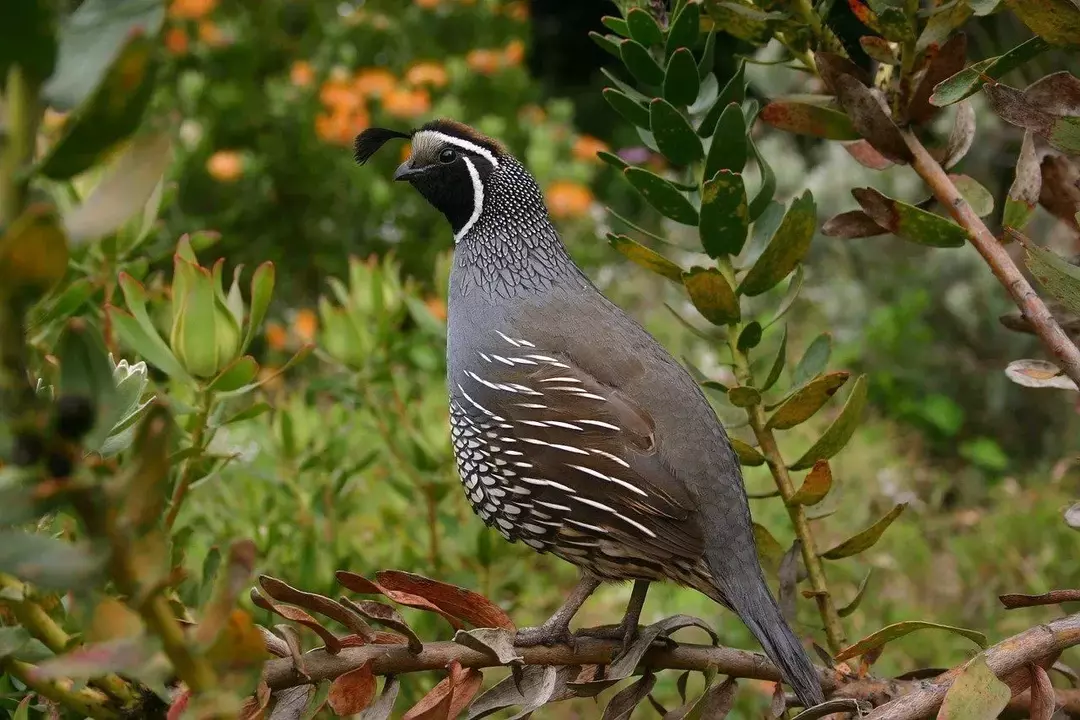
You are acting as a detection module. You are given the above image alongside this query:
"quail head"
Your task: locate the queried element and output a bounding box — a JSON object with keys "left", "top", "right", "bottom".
{"left": 354, "top": 119, "right": 825, "bottom": 709}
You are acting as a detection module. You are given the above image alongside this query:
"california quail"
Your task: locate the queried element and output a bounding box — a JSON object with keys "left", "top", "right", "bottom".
{"left": 355, "top": 119, "right": 826, "bottom": 708}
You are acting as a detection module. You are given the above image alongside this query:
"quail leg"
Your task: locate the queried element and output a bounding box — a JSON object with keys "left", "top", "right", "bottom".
{"left": 577, "top": 580, "right": 651, "bottom": 654}
{"left": 515, "top": 573, "right": 601, "bottom": 648}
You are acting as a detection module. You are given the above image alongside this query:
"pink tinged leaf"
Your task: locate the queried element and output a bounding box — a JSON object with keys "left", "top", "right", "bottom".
{"left": 328, "top": 661, "right": 377, "bottom": 716}
{"left": 1028, "top": 663, "right": 1058, "bottom": 720}
{"left": 1024, "top": 71, "right": 1080, "bottom": 117}
{"left": 402, "top": 660, "right": 483, "bottom": 720}
{"left": 910, "top": 34, "right": 968, "bottom": 125}
{"left": 821, "top": 210, "right": 888, "bottom": 239}
{"left": 832, "top": 74, "right": 913, "bottom": 164}
{"left": 843, "top": 140, "right": 892, "bottom": 170}
{"left": 374, "top": 570, "right": 516, "bottom": 631}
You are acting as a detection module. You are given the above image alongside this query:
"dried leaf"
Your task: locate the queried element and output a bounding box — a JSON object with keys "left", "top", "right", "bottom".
{"left": 1005, "top": 359, "right": 1078, "bottom": 390}
{"left": 832, "top": 73, "right": 912, "bottom": 163}
{"left": 275, "top": 624, "right": 306, "bottom": 677}
{"left": 30, "top": 638, "right": 155, "bottom": 680}
{"left": 328, "top": 662, "right": 376, "bottom": 716}
{"left": 339, "top": 597, "right": 423, "bottom": 653}
{"left": 821, "top": 210, "right": 887, "bottom": 239}
{"left": 910, "top": 33, "right": 969, "bottom": 126}
{"left": 852, "top": 187, "right": 968, "bottom": 248}
{"left": 815, "top": 51, "right": 873, "bottom": 94}
{"left": 466, "top": 664, "right": 559, "bottom": 720}
{"left": 1029, "top": 663, "right": 1057, "bottom": 720}
{"left": 337, "top": 571, "right": 465, "bottom": 630}
{"left": 769, "top": 681, "right": 786, "bottom": 717}
{"left": 683, "top": 267, "right": 740, "bottom": 325}
{"left": 602, "top": 673, "right": 657, "bottom": 720}
{"left": 767, "top": 372, "right": 850, "bottom": 430}
{"left": 373, "top": 571, "right": 515, "bottom": 631}
{"left": 1067, "top": 502, "right": 1080, "bottom": 529}
{"left": 838, "top": 569, "right": 873, "bottom": 618}
{"left": 405, "top": 662, "right": 483, "bottom": 720}
{"left": 835, "top": 621, "right": 987, "bottom": 662}
{"left": 269, "top": 685, "right": 315, "bottom": 720}
{"left": 453, "top": 628, "right": 523, "bottom": 664}
{"left": 944, "top": 101, "right": 976, "bottom": 169}
{"left": 728, "top": 386, "right": 761, "bottom": 407}
{"left": 999, "top": 589, "right": 1080, "bottom": 608}
{"left": 1004, "top": 131, "right": 1042, "bottom": 231}
{"left": 985, "top": 80, "right": 1080, "bottom": 155}
{"left": 359, "top": 677, "right": 400, "bottom": 720}
{"left": 1025, "top": 71, "right": 1080, "bottom": 117}
{"left": 843, "top": 140, "right": 892, "bottom": 170}
{"left": 731, "top": 438, "right": 765, "bottom": 466}
{"left": 789, "top": 374, "right": 867, "bottom": 470}
{"left": 249, "top": 587, "right": 342, "bottom": 654}
{"left": 791, "top": 699, "right": 871, "bottom": 719}
{"left": 608, "top": 234, "right": 685, "bottom": 284}
{"left": 759, "top": 99, "right": 860, "bottom": 140}
{"left": 916, "top": 6, "right": 971, "bottom": 54}
{"left": 820, "top": 503, "right": 906, "bottom": 559}
{"left": 1039, "top": 155, "right": 1080, "bottom": 230}
{"left": 789, "top": 461, "right": 833, "bottom": 506}
{"left": 936, "top": 655, "right": 1009, "bottom": 719}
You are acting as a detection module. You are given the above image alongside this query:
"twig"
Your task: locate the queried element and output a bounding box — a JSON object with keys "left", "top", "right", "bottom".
{"left": 1, "top": 658, "right": 119, "bottom": 720}
{"left": 903, "top": 130, "right": 1080, "bottom": 387}
{"left": 164, "top": 390, "right": 213, "bottom": 531}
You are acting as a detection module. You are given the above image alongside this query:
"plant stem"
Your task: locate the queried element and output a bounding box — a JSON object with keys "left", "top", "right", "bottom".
{"left": 0, "top": 64, "right": 40, "bottom": 226}
{"left": 728, "top": 337, "right": 847, "bottom": 654}
{"left": 2, "top": 658, "right": 120, "bottom": 720}
{"left": 903, "top": 130, "right": 1080, "bottom": 387}
{"left": 164, "top": 390, "right": 214, "bottom": 531}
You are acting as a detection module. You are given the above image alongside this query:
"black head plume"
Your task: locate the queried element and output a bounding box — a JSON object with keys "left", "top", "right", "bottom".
{"left": 354, "top": 127, "right": 412, "bottom": 165}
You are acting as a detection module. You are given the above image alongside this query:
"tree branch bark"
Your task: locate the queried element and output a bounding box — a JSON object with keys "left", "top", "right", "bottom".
{"left": 904, "top": 130, "right": 1080, "bottom": 387}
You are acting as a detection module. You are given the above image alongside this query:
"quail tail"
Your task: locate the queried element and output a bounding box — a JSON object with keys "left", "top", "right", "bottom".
{"left": 706, "top": 552, "right": 825, "bottom": 708}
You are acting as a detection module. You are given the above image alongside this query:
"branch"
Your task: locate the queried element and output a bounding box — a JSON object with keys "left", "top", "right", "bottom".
{"left": 904, "top": 130, "right": 1080, "bottom": 388}
{"left": 1, "top": 658, "right": 119, "bottom": 720}
{"left": 262, "top": 611, "right": 1080, "bottom": 719}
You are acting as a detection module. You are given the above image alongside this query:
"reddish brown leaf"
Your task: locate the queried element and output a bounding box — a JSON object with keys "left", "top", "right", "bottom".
{"left": 986, "top": 81, "right": 1057, "bottom": 136}
{"left": 337, "top": 570, "right": 464, "bottom": 630}
{"left": 815, "top": 51, "right": 873, "bottom": 95}
{"left": 910, "top": 34, "right": 968, "bottom": 124}
{"left": 944, "top": 101, "right": 976, "bottom": 169}
{"left": 760, "top": 100, "right": 860, "bottom": 140}
{"left": 859, "top": 36, "right": 898, "bottom": 64}
{"left": 259, "top": 576, "right": 375, "bottom": 641}
{"left": 852, "top": 187, "right": 968, "bottom": 247}
{"left": 328, "top": 662, "right": 377, "bottom": 716}
{"left": 339, "top": 597, "right": 424, "bottom": 653}
{"left": 249, "top": 587, "right": 342, "bottom": 654}
{"left": 843, "top": 139, "right": 893, "bottom": 170}
{"left": 1025, "top": 71, "right": 1080, "bottom": 117}
{"left": 375, "top": 571, "right": 516, "bottom": 631}
{"left": 403, "top": 661, "right": 484, "bottom": 720}
{"left": 999, "top": 589, "right": 1080, "bottom": 608}
{"left": 821, "top": 210, "right": 887, "bottom": 238}
{"left": 1029, "top": 663, "right": 1057, "bottom": 720}
{"left": 1040, "top": 155, "right": 1080, "bottom": 230}
{"left": 833, "top": 74, "right": 913, "bottom": 164}
{"left": 789, "top": 460, "right": 833, "bottom": 506}
{"left": 240, "top": 681, "right": 272, "bottom": 720}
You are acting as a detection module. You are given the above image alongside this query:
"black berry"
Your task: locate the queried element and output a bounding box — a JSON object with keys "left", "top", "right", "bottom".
{"left": 54, "top": 394, "right": 96, "bottom": 440}
{"left": 46, "top": 452, "right": 73, "bottom": 479}
{"left": 11, "top": 432, "right": 44, "bottom": 466}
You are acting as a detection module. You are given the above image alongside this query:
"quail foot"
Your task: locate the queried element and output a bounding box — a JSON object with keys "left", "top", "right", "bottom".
{"left": 354, "top": 119, "right": 826, "bottom": 709}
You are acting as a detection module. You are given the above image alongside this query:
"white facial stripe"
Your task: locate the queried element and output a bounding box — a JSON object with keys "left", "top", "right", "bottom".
{"left": 455, "top": 156, "right": 483, "bottom": 244}
{"left": 416, "top": 130, "right": 500, "bottom": 168}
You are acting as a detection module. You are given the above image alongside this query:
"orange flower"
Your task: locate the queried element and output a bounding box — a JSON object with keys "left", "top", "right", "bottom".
{"left": 546, "top": 180, "right": 594, "bottom": 219}
{"left": 315, "top": 107, "right": 371, "bottom": 146}
{"left": 354, "top": 68, "right": 397, "bottom": 98}
{"left": 165, "top": 26, "right": 189, "bottom": 55}
{"left": 169, "top": 0, "right": 215, "bottom": 19}
{"left": 466, "top": 49, "right": 502, "bottom": 75}
{"left": 265, "top": 322, "right": 288, "bottom": 351}
{"left": 503, "top": 39, "right": 525, "bottom": 66}
{"left": 405, "top": 62, "right": 448, "bottom": 88}
{"left": 425, "top": 297, "right": 447, "bottom": 321}
{"left": 415, "top": 0, "right": 441, "bottom": 7}
{"left": 518, "top": 104, "right": 546, "bottom": 124}
{"left": 293, "top": 309, "right": 319, "bottom": 343}
{"left": 382, "top": 87, "right": 430, "bottom": 118}
{"left": 206, "top": 151, "right": 243, "bottom": 182}
{"left": 197, "top": 20, "right": 228, "bottom": 47}
{"left": 573, "top": 135, "right": 609, "bottom": 162}
{"left": 291, "top": 61, "right": 315, "bottom": 88}
{"left": 320, "top": 77, "right": 362, "bottom": 113}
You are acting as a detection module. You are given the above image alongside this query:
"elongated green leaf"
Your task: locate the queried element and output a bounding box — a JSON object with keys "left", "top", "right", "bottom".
{"left": 747, "top": 132, "right": 776, "bottom": 222}
{"left": 760, "top": 99, "right": 860, "bottom": 140}
{"left": 752, "top": 522, "right": 785, "bottom": 574}
{"left": 113, "top": 273, "right": 191, "bottom": 380}
{"left": 789, "top": 374, "right": 867, "bottom": 470}
{"left": 590, "top": 32, "right": 623, "bottom": 58}
{"left": 705, "top": 104, "right": 748, "bottom": 178}
{"left": 697, "top": 30, "right": 716, "bottom": 79}
{"left": 852, "top": 187, "right": 968, "bottom": 248}
{"left": 769, "top": 266, "right": 804, "bottom": 327}
{"left": 242, "top": 262, "right": 275, "bottom": 352}
{"left": 56, "top": 319, "right": 118, "bottom": 438}
{"left": 208, "top": 356, "right": 259, "bottom": 393}
{"left": 700, "top": 171, "right": 749, "bottom": 258}
{"left": 738, "top": 190, "right": 816, "bottom": 297}
{"left": 683, "top": 267, "right": 740, "bottom": 325}
{"left": 624, "top": 168, "right": 700, "bottom": 225}
{"left": 597, "top": 151, "right": 630, "bottom": 172}
{"left": 626, "top": 8, "right": 663, "bottom": 46}
{"left": 792, "top": 332, "right": 831, "bottom": 387}
{"left": 737, "top": 321, "right": 762, "bottom": 352}
{"left": 838, "top": 569, "right": 873, "bottom": 618}
{"left": 930, "top": 37, "right": 1051, "bottom": 107}
{"left": 666, "top": 1, "right": 701, "bottom": 56}
{"left": 835, "top": 621, "right": 986, "bottom": 662}
{"left": 698, "top": 62, "right": 745, "bottom": 137}
{"left": 604, "top": 88, "right": 651, "bottom": 129}
{"left": 650, "top": 99, "right": 704, "bottom": 165}
{"left": 609, "top": 233, "right": 684, "bottom": 283}
{"left": 1005, "top": 0, "right": 1080, "bottom": 46}
{"left": 620, "top": 38, "right": 665, "bottom": 86}
{"left": 821, "top": 502, "right": 906, "bottom": 560}
{"left": 1021, "top": 237, "right": 1080, "bottom": 317}
{"left": 767, "top": 372, "right": 850, "bottom": 429}
{"left": 949, "top": 175, "right": 994, "bottom": 218}
{"left": 761, "top": 325, "right": 787, "bottom": 392}
{"left": 601, "top": 15, "right": 630, "bottom": 37}
{"left": 731, "top": 438, "right": 765, "bottom": 466}
{"left": 788, "top": 460, "right": 832, "bottom": 506}
{"left": 664, "top": 48, "right": 700, "bottom": 106}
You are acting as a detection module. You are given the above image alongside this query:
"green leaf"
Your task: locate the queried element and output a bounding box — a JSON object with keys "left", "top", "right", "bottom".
{"left": 601, "top": 15, "right": 631, "bottom": 37}
{"left": 851, "top": 187, "right": 968, "bottom": 248}
{"left": 789, "top": 374, "right": 868, "bottom": 470}
{"left": 218, "top": 402, "right": 273, "bottom": 426}
{"left": 700, "top": 171, "right": 749, "bottom": 257}
{"left": 39, "top": 30, "right": 161, "bottom": 180}
{"left": 731, "top": 438, "right": 765, "bottom": 466}
{"left": 666, "top": 1, "right": 701, "bottom": 57}
{"left": 208, "top": 356, "right": 260, "bottom": 394}
{"left": 620, "top": 39, "right": 665, "bottom": 86}
{"left": 682, "top": 267, "right": 740, "bottom": 325}
{"left": 752, "top": 522, "right": 785, "bottom": 575}
{"left": 1020, "top": 237, "right": 1080, "bottom": 318}
{"left": 698, "top": 62, "right": 745, "bottom": 137}
{"left": 834, "top": 620, "right": 987, "bottom": 662}
{"left": 747, "top": 132, "right": 776, "bottom": 222}
{"left": 626, "top": 8, "right": 664, "bottom": 46}
{"left": 29, "top": 278, "right": 96, "bottom": 329}
{"left": 938, "top": 655, "right": 1011, "bottom": 720}
{"left": 820, "top": 502, "right": 906, "bottom": 560}
{"left": 56, "top": 319, "right": 119, "bottom": 437}
{"left": 650, "top": 99, "right": 704, "bottom": 165}
{"left": 697, "top": 30, "right": 717, "bottom": 79}
{"left": 0, "top": 627, "right": 31, "bottom": 660}
{"left": 242, "top": 262, "right": 275, "bottom": 352}
{"left": 664, "top": 48, "right": 701, "bottom": 106}
{"left": 597, "top": 150, "right": 630, "bottom": 172}
{"left": 703, "top": 0, "right": 781, "bottom": 44}
{"left": 738, "top": 190, "right": 816, "bottom": 297}
{"left": 609, "top": 233, "right": 685, "bottom": 283}
{"left": 838, "top": 569, "right": 873, "bottom": 617}
{"left": 0, "top": 532, "right": 102, "bottom": 590}
{"left": 929, "top": 37, "right": 1051, "bottom": 107}
{"left": 788, "top": 460, "right": 832, "bottom": 506}
{"left": 728, "top": 386, "right": 761, "bottom": 407}
{"left": 589, "top": 32, "right": 623, "bottom": 59}
{"left": 792, "top": 332, "right": 832, "bottom": 387}
{"left": 624, "top": 167, "right": 700, "bottom": 225}
{"left": 949, "top": 174, "right": 994, "bottom": 218}
{"left": 767, "top": 372, "right": 850, "bottom": 430}
{"left": 761, "top": 325, "right": 787, "bottom": 392}
{"left": 704, "top": 104, "right": 748, "bottom": 178}
{"left": 1004, "top": 0, "right": 1080, "bottom": 46}
{"left": 604, "top": 88, "right": 652, "bottom": 129}
{"left": 769, "top": 266, "right": 804, "bottom": 327}
{"left": 916, "top": 1, "right": 972, "bottom": 54}
{"left": 737, "top": 321, "right": 762, "bottom": 352}
{"left": 760, "top": 99, "right": 861, "bottom": 140}
{"left": 0, "top": 1, "right": 58, "bottom": 82}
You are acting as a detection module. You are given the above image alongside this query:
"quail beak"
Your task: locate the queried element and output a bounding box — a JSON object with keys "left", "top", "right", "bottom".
{"left": 393, "top": 160, "right": 423, "bottom": 181}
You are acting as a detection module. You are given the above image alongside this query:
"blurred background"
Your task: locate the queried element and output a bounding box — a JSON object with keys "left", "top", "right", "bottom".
{"left": 125, "top": 0, "right": 1080, "bottom": 713}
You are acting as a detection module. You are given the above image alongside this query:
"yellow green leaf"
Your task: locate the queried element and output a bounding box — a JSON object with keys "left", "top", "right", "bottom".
{"left": 834, "top": 621, "right": 987, "bottom": 663}
{"left": 609, "top": 233, "right": 685, "bottom": 283}
{"left": 789, "top": 374, "right": 868, "bottom": 470}
{"left": 820, "top": 503, "right": 906, "bottom": 559}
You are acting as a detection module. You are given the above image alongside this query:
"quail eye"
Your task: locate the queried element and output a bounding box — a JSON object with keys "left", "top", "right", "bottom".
{"left": 438, "top": 148, "right": 458, "bottom": 164}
